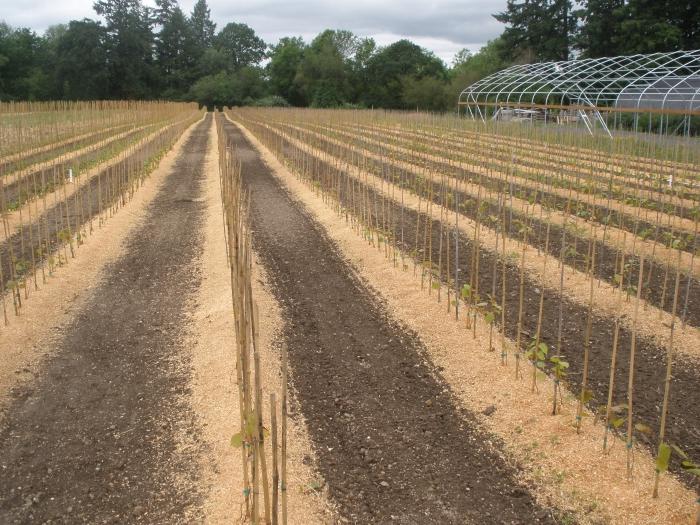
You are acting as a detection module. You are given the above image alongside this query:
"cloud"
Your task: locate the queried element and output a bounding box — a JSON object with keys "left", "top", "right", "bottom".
{"left": 0, "top": 0, "right": 506, "bottom": 63}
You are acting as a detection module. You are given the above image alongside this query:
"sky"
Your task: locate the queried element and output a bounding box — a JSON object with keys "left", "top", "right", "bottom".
{"left": 1, "top": 0, "right": 507, "bottom": 64}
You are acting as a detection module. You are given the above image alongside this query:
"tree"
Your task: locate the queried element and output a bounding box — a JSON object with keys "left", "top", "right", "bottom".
{"left": 230, "top": 66, "right": 266, "bottom": 103}
{"left": 53, "top": 19, "right": 110, "bottom": 99}
{"left": 215, "top": 22, "right": 266, "bottom": 71}
{"left": 189, "top": 0, "right": 216, "bottom": 51}
{"left": 452, "top": 48, "right": 473, "bottom": 68}
{"left": 0, "top": 23, "right": 51, "bottom": 100}
{"left": 187, "top": 66, "right": 266, "bottom": 108}
{"left": 93, "top": 0, "right": 156, "bottom": 98}
{"left": 402, "top": 75, "right": 450, "bottom": 111}
{"left": 575, "top": 0, "right": 625, "bottom": 57}
{"left": 494, "top": 0, "right": 576, "bottom": 62}
{"left": 197, "top": 47, "right": 229, "bottom": 77}
{"left": 448, "top": 38, "right": 509, "bottom": 97}
{"left": 154, "top": 0, "right": 177, "bottom": 26}
{"left": 613, "top": 0, "right": 698, "bottom": 55}
{"left": 267, "top": 37, "right": 306, "bottom": 106}
{"left": 188, "top": 71, "right": 233, "bottom": 108}
{"left": 295, "top": 30, "right": 356, "bottom": 107}
{"left": 363, "top": 40, "right": 446, "bottom": 109}
{"left": 156, "top": 4, "right": 194, "bottom": 97}
{"left": 348, "top": 37, "right": 376, "bottom": 102}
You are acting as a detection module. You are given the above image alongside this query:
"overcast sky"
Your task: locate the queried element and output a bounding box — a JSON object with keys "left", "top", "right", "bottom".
{"left": 1, "top": 0, "right": 507, "bottom": 64}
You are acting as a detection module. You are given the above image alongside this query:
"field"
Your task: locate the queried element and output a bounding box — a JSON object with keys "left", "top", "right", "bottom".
{"left": 0, "top": 106, "right": 698, "bottom": 524}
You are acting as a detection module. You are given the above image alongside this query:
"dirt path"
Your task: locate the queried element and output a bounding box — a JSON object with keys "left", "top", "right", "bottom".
{"left": 223, "top": 121, "right": 556, "bottom": 524}
{"left": 0, "top": 115, "right": 211, "bottom": 523}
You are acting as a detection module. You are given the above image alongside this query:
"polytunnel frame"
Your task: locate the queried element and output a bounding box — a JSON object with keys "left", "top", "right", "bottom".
{"left": 458, "top": 49, "right": 700, "bottom": 137}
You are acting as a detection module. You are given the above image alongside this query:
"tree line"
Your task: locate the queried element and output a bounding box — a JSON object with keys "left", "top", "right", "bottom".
{"left": 0, "top": 0, "right": 697, "bottom": 109}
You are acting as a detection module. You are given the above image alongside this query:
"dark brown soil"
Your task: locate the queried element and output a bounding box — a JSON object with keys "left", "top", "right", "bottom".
{"left": 0, "top": 114, "right": 211, "bottom": 523}
{"left": 223, "top": 119, "right": 560, "bottom": 524}
{"left": 246, "top": 119, "right": 700, "bottom": 485}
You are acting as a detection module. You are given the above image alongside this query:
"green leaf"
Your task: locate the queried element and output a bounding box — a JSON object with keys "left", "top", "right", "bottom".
{"left": 611, "top": 417, "right": 625, "bottom": 429}
{"left": 656, "top": 443, "right": 671, "bottom": 473}
{"left": 581, "top": 389, "right": 594, "bottom": 404}
{"left": 460, "top": 284, "right": 472, "bottom": 299}
{"left": 671, "top": 444, "right": 688, "bottom": 460}
{"left": 245, "top": 411, "right": 258, "bottom": 436}
{"left": 230, "top": 432, "right": 244, "bottom": 448}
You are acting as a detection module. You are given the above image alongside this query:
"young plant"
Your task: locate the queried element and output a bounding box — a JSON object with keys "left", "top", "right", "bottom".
{"left": 526, "top": 339, "right": 548, "bottom": 392}
{"left": 549, "top": 354, "right": 569, "bottom": 415}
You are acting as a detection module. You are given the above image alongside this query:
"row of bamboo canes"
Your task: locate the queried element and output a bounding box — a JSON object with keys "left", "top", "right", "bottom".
{"left": 216, "top": 115, "right": 287, "bottom": 525}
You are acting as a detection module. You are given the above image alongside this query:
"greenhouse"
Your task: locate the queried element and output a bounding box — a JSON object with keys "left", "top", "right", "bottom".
{"left": 458, "top": 49, "right": 700, "bottom": 136}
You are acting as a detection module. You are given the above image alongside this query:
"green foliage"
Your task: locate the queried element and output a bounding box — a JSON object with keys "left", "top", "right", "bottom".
{"left": 189, "top": 0, "right": 216, "bottom": 51}
{"left": 362, "top": 39, "right": 447, "bottom": 109}
{"left": 447, "top": 38, "right": 509, "bottom": 103}
{"left": 250, "top": 95, "right": 291, "bottom": 107}
{"left": 655, "top": 443, "right": 700, "bottom": 476}
{"left": 94, "top": 0, "right": 156, "bottom": 99}
{"left": 295, "top": 30, "right": 358, "bottom": 108}
{"left": 526, "top": 340, "right": 549, "bottom": 369}
{"left": 267, "top": 37, "right": 306, "bottom": 106}
{"left": 549, "top": 355, "right": 569, "bottom": 380}
{"left": 215, "top": 22, "right": 266, "bottom": 71}
{"left": 401, "top": 75, "right": 450, "bottom": 111}
{"left": 494, "top": 0, "right": 576, "bottom": 62}
{"left": 52, "top": 19, "right": 110, "bottom": 100}
{"left": 574, "top": 0, "right": 625, "bottom": 58}
{"left": 188, "top": 67, "right": 265, "bottom": 108}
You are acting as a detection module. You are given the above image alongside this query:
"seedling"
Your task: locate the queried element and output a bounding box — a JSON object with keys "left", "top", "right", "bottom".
{"left": 549, "top": 355, "right": 569, "bottom": 415}
{"left": 526, "top": 339, "right": 548, "bottom": 392}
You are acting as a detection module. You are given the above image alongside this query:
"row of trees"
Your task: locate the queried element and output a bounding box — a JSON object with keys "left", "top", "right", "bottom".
{"left": 1, "top": 0, "right": 698, "bottom": 109}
